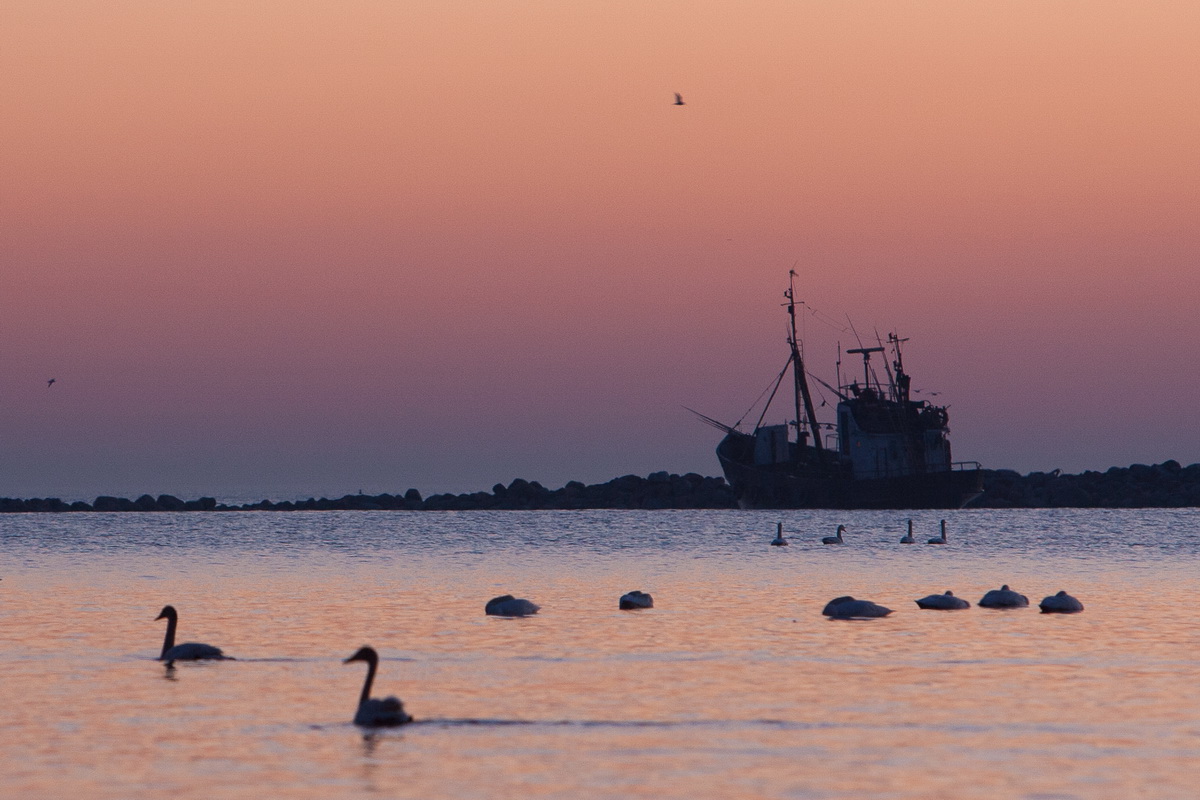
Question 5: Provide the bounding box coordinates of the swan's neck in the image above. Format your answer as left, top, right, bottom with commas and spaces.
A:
160, 616, 177, 658
360, 656, 378, 707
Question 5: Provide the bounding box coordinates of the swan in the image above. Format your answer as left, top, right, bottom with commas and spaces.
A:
155, 605, 228, 663
344, 646, 413, 727
927, 519, 947, 545
915, 590, 970, 610
822, 525, 846, 545
899, 520, 915, 544
485, 594, 540, 617
978, 584, 1029, 608
1039, 590, 1084, 614
822, 595, 892, 618
770, 521, 789, 546
619, 590, 654, 609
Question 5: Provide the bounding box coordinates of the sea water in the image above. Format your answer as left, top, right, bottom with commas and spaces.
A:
1, 508, 1197, 799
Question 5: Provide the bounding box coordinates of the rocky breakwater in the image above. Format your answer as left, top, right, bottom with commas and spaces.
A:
976, 461, 1200, 508
0, 472, 737, 512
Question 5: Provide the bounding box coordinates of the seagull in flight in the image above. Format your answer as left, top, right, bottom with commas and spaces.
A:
673, 92, 685, 106
47, 378, 56, 388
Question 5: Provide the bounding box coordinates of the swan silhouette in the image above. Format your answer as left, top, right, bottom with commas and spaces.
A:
155, 605, 228, 663
1039, 590, 1084, 614
822, 525, 846, 545
915, 590, 970, 610
770, 522, 789, 546
619, 590, 654, 609
900, 520, 915, 544
344, 646, 412, 727
673, 92, 685, 106
485, 594, 540, 617
978, 584, 1029, 608
822, 596, 892, 618
927, 519, 947, 545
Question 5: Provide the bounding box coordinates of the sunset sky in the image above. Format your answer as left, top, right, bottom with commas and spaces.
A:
3, 1, 1198, 501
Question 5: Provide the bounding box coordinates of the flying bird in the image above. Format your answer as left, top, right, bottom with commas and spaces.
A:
47, 378, 56, 388
673, 92, 685, 106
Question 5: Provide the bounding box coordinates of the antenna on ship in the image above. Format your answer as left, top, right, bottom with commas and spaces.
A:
786, 270, 826, 464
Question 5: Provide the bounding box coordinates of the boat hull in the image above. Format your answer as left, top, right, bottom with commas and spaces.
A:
717, 436, 983, 510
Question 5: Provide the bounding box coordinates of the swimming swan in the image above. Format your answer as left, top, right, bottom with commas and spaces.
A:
978, 584, 1029, 608
822, 525, 846, 545
1039, 590, 1084, 614
900, 520, 915, 544
344, 646, 413, 727
927, 520, 947, 545
915, 590, 970, 610
155, 605, 228, 663
822, 596, 892, 618
485, 595, 540, 617
619, 590, 654, 609
770, 522, 789, 546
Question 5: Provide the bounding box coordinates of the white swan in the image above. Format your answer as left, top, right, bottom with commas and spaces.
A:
915, 590, 970, 610
619, 590, 654, 609
770, 522, 789, 546
485, 594, 540, 617
978, 584, 1029, 608
900, 519, 915, 544
927, 519, 947, 545
344, 646, 413, 727
155, 605, 228, 663
822, 525, 846, 545
822, 595, 892, 618
1039, 590, 1084, 614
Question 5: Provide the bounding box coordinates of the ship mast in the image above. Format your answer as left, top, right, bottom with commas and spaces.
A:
785, 270, 825, 462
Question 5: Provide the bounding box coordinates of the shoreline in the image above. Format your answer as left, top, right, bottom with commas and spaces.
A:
3, 461, 1199, 512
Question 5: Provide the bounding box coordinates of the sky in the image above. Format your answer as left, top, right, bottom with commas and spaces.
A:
2, 1, 1198, 501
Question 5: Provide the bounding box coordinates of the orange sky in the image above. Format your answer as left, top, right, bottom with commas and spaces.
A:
2, 1, 1198, 498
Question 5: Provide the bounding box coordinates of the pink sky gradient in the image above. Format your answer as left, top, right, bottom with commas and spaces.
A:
3, 1, 1198, 500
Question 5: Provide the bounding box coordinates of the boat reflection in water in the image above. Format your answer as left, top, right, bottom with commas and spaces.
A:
701, 272, 983, 510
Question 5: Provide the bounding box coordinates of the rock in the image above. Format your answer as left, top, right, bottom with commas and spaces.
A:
978, 584, 1029, 608
915, 590, 970, 610
1039, 590, 1084, 614
822, 596, 892, 618
619, 590, 654, 609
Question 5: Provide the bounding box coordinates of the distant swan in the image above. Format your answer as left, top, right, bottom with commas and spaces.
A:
485, 594, 540, 617
822, 595, 892, 618
900, 520, 915, 544
344, 646, 413, 727
978, 584, 1029, 608
1039, 590, 1084, 614
619, 590, 654, 609
822, 525, 846, 545
770, 522, 788, 546
927, 519, 947, 545
155, 605, 228, 663
916, 590, 970, 610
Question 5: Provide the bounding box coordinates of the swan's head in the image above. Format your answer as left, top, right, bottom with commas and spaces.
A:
155, 605, 177, 622
837, 525, 846, 533
1000, 584, 1010, 591
944, 590, 954, 596
344, 646, 379, 666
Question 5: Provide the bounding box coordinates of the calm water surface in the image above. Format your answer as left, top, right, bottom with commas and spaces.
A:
2, 509, 1198, 799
